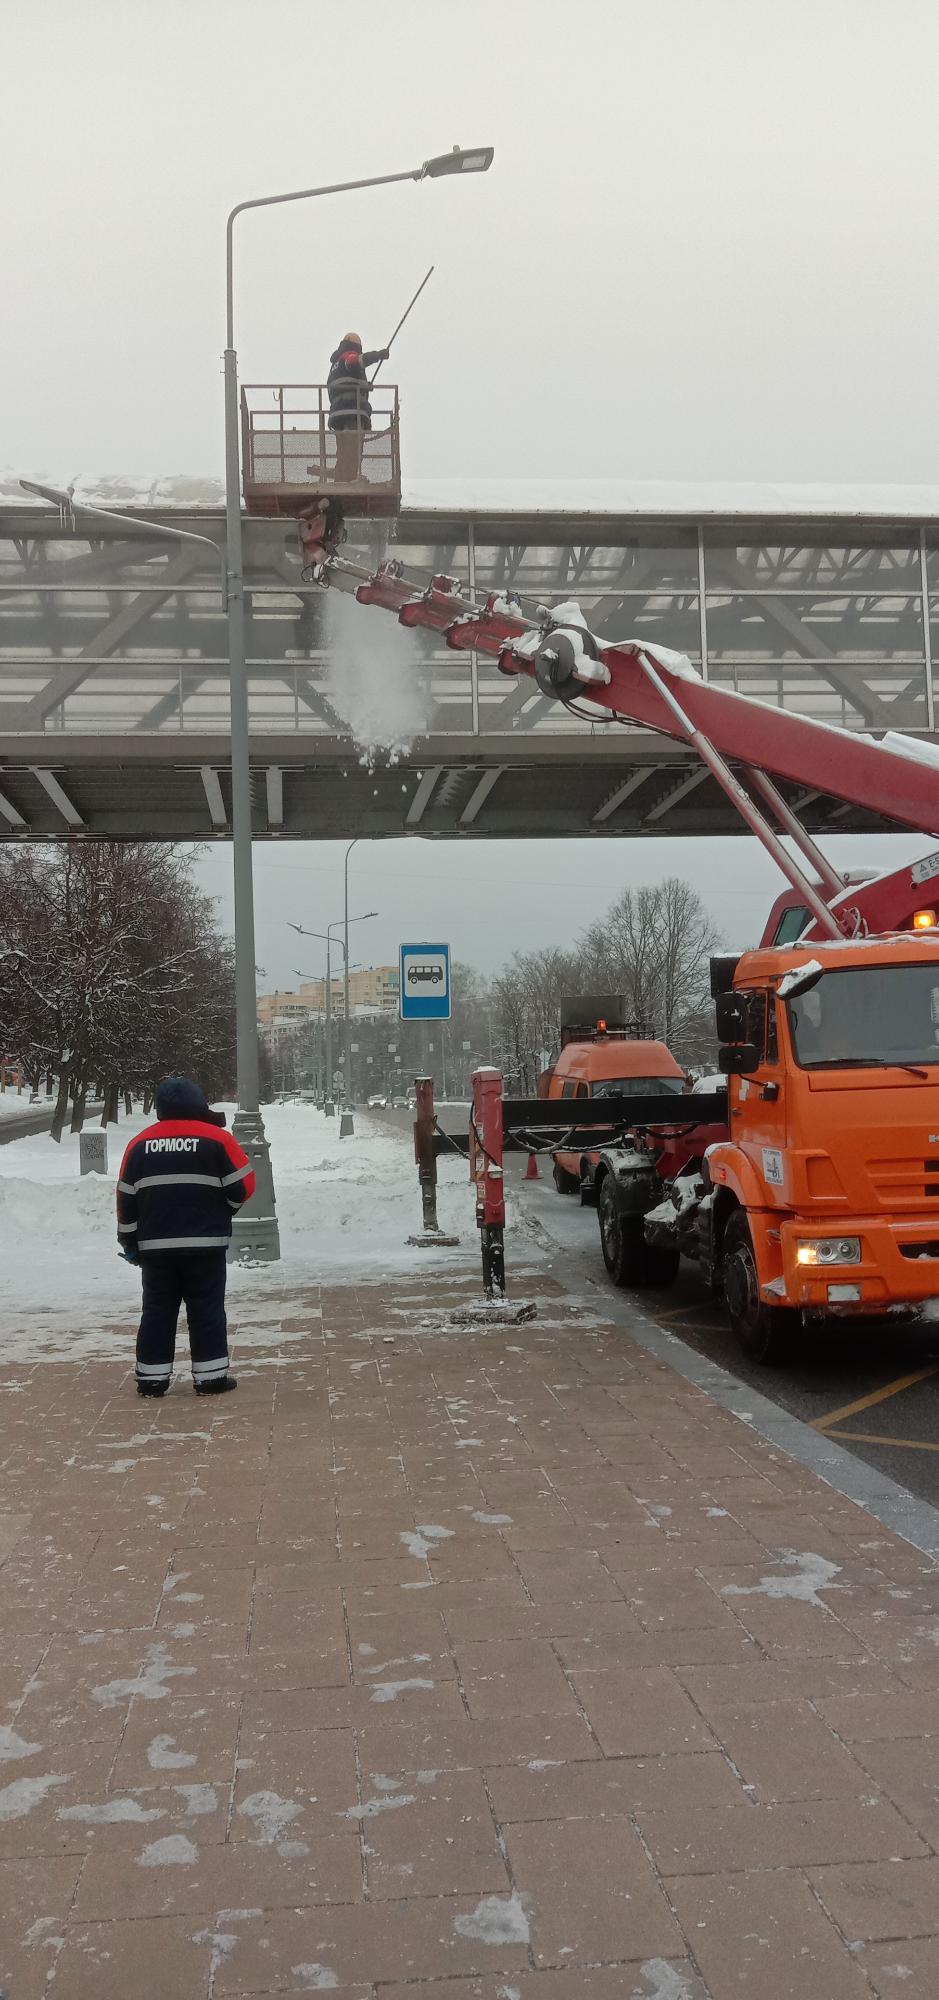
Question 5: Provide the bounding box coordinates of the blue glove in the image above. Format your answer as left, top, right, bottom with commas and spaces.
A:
119, 1245, 140, 1266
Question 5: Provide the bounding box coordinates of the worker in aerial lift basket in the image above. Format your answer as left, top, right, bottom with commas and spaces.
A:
116, 1077, 255, 1398
327, 330, 389, 483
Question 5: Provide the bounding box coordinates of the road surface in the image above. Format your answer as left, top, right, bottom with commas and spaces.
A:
509, 1152, 939, 1508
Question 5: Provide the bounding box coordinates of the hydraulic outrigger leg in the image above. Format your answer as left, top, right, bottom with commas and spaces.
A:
481, 1222, 506, 1300
471, 1068, 507, 1300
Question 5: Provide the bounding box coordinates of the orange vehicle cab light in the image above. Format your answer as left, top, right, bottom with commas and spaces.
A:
912, 908, 938, 930
596, 1019, 607, 1034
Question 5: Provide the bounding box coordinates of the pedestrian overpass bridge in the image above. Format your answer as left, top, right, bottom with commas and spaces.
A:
1, 478, 936, 841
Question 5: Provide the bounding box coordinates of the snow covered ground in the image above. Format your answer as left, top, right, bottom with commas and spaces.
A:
0, 1090, 37, 1120
0, 1104, 487, 1361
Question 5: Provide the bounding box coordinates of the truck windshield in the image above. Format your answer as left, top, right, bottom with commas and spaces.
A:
787, 963, 939, 1070
591, 1075, 685, 1098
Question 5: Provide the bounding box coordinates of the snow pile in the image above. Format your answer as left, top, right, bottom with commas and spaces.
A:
722, 1550, 842, 1608
880, 731, 939, 773
645, 642, 701, 682
325, 590, 430, 766
15, 469, 939, 521
270, 1102, 469, 1271
776, 958, 823, 997
0, 1103, 479, 1358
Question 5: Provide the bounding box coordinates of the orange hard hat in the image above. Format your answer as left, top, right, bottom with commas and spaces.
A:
341, 331, 363, 347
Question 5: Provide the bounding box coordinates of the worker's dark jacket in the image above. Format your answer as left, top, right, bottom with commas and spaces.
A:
117, 1089, 255, 1255
327, 346, 384, 431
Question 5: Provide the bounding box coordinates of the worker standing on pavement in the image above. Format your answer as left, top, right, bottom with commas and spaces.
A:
327, 331, 389, 483
116, 1076, 255, 1399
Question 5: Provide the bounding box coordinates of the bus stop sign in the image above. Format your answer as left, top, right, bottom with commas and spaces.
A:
399, 943, 451, 1020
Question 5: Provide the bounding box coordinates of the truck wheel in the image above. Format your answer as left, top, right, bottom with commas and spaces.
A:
599, 1181, 682, 1289
599, 1179, 645, 1285
723, 1210, 795, 1365
553, 1160, 580, 1195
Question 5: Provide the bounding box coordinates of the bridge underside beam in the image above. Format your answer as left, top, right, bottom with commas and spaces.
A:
0, 734, 909, 843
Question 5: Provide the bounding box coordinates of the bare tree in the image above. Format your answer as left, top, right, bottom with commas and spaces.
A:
493, 946, 578, 1089
581, 876, 720, 1050
489, 876, 721, 1081
0, 843, 237, 1137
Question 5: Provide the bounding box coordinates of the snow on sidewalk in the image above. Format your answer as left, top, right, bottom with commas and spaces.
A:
0, 1103, 484, 1361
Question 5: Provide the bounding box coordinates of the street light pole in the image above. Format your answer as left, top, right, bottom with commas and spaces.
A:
324, 934, 334, 1112
343, 838, 356, 1110
221, 311, 280, 1248
290, 909, 376, 1125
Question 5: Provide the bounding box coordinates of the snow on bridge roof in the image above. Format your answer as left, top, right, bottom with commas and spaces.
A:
7, 469, 939, 521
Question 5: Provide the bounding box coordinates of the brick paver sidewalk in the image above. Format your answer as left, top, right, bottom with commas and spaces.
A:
2, 1271, 939, 1997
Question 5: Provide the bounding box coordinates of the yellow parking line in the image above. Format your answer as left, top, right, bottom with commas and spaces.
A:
811, 1365, 939, 1433
656, 1304, 727, 1327
826, 1429, 939, 1453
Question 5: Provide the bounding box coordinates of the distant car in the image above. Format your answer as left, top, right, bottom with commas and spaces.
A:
367, 1094, 388, 1109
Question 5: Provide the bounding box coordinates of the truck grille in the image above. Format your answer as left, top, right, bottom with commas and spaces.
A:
869, 1159, 939, 1204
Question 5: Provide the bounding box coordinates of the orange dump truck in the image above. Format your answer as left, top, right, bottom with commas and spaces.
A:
543, 997, 687, 1198
594, 934, 939, 1360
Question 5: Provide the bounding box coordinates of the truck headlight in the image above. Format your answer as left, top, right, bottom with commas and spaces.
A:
796, 1237, 861, 1266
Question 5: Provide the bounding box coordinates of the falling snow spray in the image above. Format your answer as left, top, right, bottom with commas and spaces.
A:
325, 589, 430, 767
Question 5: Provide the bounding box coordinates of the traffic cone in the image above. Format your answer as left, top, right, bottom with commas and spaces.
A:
525, 1151, 540, 1180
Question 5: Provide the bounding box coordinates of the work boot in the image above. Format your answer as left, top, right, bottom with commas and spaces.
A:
194, 1374, 238, 1396
136, 1380, 168, 1399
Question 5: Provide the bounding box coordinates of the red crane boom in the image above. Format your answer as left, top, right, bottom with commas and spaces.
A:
322, 552, 939, 939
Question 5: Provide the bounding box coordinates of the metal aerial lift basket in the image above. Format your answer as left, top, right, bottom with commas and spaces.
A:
241, 384, 401, 517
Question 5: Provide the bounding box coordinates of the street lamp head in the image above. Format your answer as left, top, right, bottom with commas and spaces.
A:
20, 478, 76, 512
421, 145, 494, 179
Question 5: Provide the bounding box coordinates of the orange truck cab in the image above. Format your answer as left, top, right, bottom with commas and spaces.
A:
705, 933, 939, 1358
544, 996, 686, 1198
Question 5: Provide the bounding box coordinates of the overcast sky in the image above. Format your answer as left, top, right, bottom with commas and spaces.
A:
6, 0, 938, 989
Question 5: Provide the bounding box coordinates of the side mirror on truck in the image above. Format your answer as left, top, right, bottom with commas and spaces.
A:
719, 1043, 760, 1076
715, 992, 748, 1041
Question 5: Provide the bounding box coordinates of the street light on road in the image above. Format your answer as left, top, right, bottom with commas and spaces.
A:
19, 482, 227, 581
343, 843, 358, 1120
224, 144, 492, 1244
293, 966, 359, 1100
288, 911, 376, 1111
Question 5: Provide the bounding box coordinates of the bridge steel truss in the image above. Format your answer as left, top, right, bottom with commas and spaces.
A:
0, 501, 936, 840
